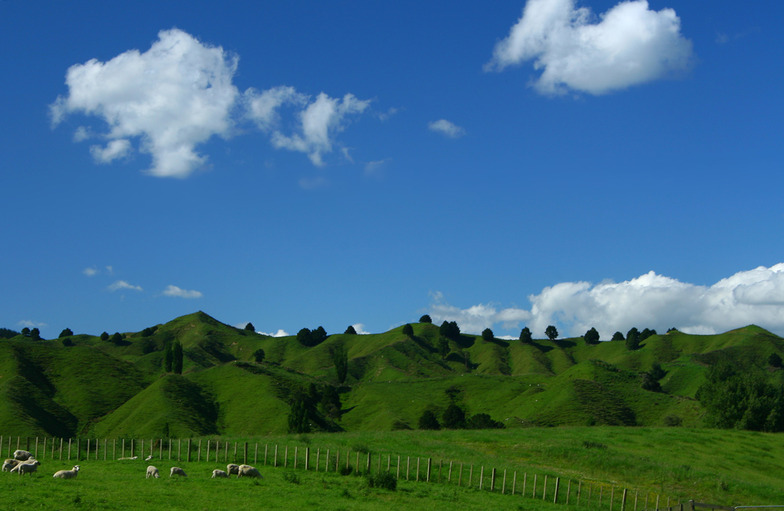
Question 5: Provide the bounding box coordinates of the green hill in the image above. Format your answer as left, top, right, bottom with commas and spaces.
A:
1, 312, 782, 437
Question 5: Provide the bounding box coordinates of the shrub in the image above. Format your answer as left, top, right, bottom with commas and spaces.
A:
418, 410, 440, 430
367, 472, 397, 491
664, 415, 683, 427
419, 314, 432, 324
339, 466, 353, 476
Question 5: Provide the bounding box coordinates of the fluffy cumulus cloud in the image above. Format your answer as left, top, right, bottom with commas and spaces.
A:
430, 264, 784, 338
51, 29, 239, 178
162, 285, 203, 299
259, 329, 290, 338
52, 29, 371, 177
488, 0, 693, 95
428, 119, 466, 138
246, 89, 370, 166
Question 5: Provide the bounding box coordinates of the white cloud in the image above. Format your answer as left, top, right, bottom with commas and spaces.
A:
18, 320, 47, 329
259, 329, 290, 338
248, 89, 370, 166
83, 267, 99, 277
487, 0, 693, 95
429, 264, 784, 338
90, 139, 131, 164
162, 285, 203, 299
364, 159, 389, 177
351, 323, 371, 335
51, 28, 239, 178
108, 280, 143, 292
428, 119, 466, 138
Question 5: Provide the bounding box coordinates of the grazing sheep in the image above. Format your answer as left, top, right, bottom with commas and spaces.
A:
2, 459, 20, 472
13, 450, 32, 461
211, 469, 228, 478
226, 463, 240, 475
170, 466, 187, 477
53, 465, 80, 479
11, 459, 40, 476
146, 465, 160, 479
237, 464, 261, 478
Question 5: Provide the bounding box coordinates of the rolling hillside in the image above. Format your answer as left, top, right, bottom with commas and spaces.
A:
1, 312, 782, 437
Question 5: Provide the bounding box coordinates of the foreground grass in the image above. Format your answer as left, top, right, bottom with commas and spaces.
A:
3, 427, 783, 509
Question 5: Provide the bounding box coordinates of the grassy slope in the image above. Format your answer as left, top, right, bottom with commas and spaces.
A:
2, 313, 784, 438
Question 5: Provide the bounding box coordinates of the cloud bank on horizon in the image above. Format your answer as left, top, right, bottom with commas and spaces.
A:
430, 263, 784, 339
50, 29, 370, 178
488, 0, 693, 95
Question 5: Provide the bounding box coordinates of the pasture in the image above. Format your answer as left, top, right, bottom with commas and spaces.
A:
2, 427, 783, 510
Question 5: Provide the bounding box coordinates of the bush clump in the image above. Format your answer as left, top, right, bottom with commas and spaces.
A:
366, 472, 397, 491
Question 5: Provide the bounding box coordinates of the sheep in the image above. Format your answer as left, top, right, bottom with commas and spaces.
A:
226, 463, 240, 475
170, 466, 187, 477
10, 459, 40, 476
53, 465, 80, 479
117, 456, 138, 461
13, 450, 32, 461
2, 459, 20, 472
237, 464, 261, 478
211, 469, 228, 478
146, 465, 160, 479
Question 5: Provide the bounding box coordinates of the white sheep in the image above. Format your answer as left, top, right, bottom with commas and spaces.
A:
226, 463, 240, 475
211, 469, 228, 478
146, 465, 160, 478
170, 466, 187, 477
10, 459, 40, 476
13, 450, 32, 461
237, 464, 261, 478
53, 465, 80, 479
2, 459, 20, 472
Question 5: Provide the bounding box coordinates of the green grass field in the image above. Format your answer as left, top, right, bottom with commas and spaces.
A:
2, 427, 782, 510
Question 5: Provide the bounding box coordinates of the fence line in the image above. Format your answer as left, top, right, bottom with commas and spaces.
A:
3, 434, 777, 510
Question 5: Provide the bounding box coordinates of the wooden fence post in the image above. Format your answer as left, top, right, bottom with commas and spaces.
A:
294, 446, 298, 469
578, 480, 582, 506
479, 466, 484, 491
469, 465, 473, 488
567, 479, 571, 505
523, 473, 527, 496
254, 443, 258, 464
459, 463, 463, 487
427, 458, 432, 482
656, 493, 660, 511
274, 444, 278, 467
543, 474, 548, 501
197, 440, 202, 462
622, 488, 628, 511
512, 471, 517, 495
611, 486, 615, 511
265, 444, 268, 466
416, 457, 420, 482
285, 446, 289, 468
502, 469, 506, 494
554, 477, 560, 504
397, 456, 400, 479
335, 449, 339, 472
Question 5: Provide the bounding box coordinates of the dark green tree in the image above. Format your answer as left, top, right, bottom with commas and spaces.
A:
402, 323, 414, 337
439, 321, 460, 340
519, 327, 532, 343
438, 337, 450, 359
100, 331, 110, 341
173, 341, 183, 374
545, 325, 558, 341
418, 410, 440, 430
253, 348, 265, 364
288, 392, 311, 433
59, 328, 73, 338
30, 328, 41, 341
21, 327, 30, 337
611, 331, 625, 341
481, 328, 494, 341
640, 328, 657, 341
584, 327, 600, 345
419, 314, 432, 324
61, 337, 74, 347
0, 328, 20, 339
244, 322, 255, 332
626, 327, 641, 350
465, 413, 504, 429
164, 343, 174, 372
111, 332, 123, 344
344, 325, 357, 335
442, 403, 466, 429
649, 362, 667, 381
769, 353, 782, 368
331, 345, 348, 384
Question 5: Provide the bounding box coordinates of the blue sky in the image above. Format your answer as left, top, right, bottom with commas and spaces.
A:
2, 0, 783, 340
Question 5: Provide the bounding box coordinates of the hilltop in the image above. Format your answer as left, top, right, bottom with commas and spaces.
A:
1, 312, 783, 437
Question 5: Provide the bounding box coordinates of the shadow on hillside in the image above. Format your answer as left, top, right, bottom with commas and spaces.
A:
486, 338, 510, 348
445, 352, 478, 371
411, 336, 437, 354
453, 335, 476, 349
554, 339, 577, 349
528, 341, 553, 353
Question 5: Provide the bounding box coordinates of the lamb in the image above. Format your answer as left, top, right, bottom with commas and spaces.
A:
146, 466, 160, 478
10, 459, 40, 476
226, 463, 240, 475
237, 464, 261, 478
2, 459, 20, 472
211, 469, 228, 478
53, 465, 80, 479
170, 466, 187, 477
13, 450, 32, 461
